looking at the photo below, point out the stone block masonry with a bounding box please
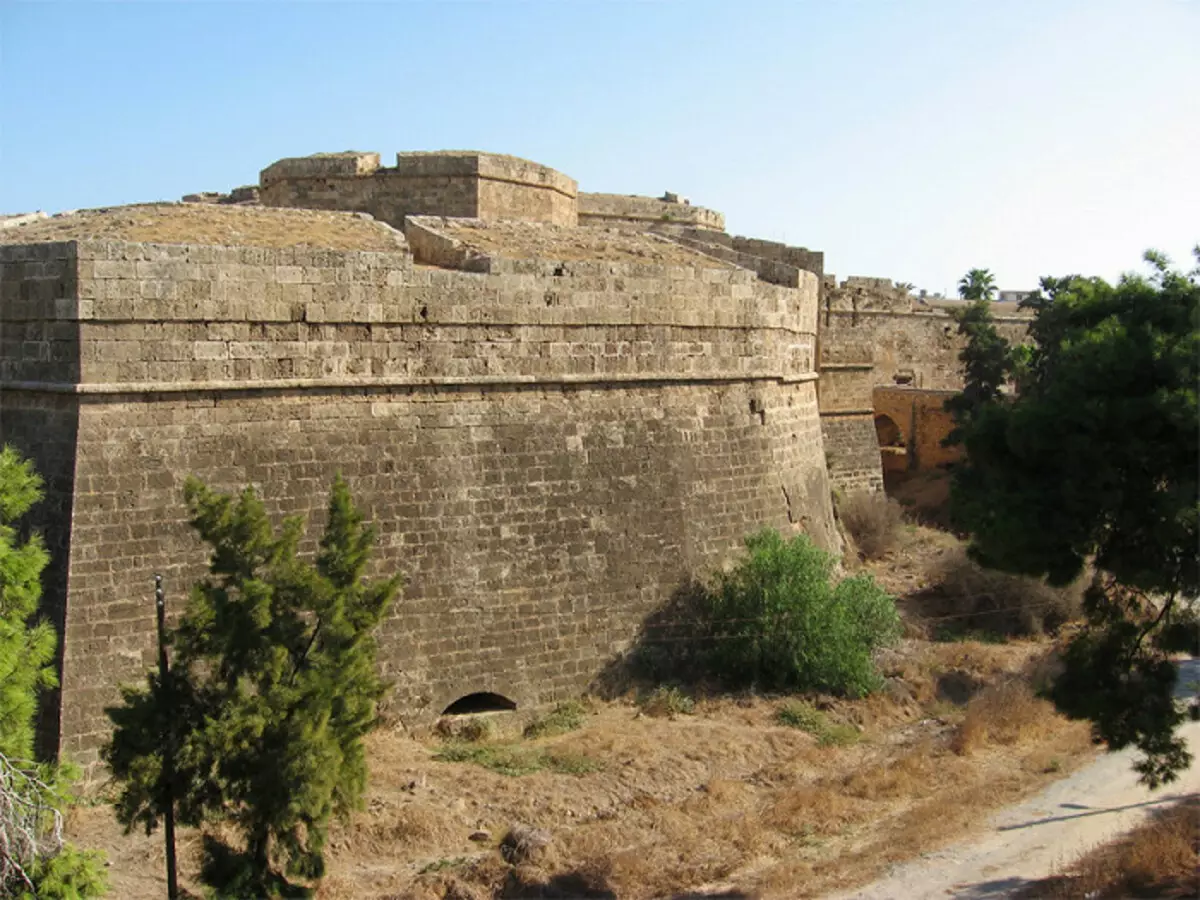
[0,235,836,767]
[873,386,963,474]
[578,192,725,232]
[259,151,579,229]
[815,276,1031,495]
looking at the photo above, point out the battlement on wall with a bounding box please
[258,150,579,229]
[824,276,915,314]
[577,192,725,232]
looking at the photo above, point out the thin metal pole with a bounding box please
[154,574,179,900]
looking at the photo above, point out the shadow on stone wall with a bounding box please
[589,579,717,700]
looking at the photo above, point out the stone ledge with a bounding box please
[2,370,820,396]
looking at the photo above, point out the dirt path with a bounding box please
[829,661,1200,900]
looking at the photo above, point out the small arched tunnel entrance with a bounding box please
[441,692,518,716]
[874,413,908,474]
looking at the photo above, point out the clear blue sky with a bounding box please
[2,0,1196,293]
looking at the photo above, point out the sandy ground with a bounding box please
[829,660,1200,900]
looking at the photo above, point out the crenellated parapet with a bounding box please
[577,192,725,232]
[258,150,578,229]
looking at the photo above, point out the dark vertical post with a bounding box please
[154,574,179,900]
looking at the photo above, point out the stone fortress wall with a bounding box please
[1,147,1031,766]
[816,276,1031,494]
[1,157,837,765]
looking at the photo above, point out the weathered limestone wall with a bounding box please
[0,238,836,766]
[259,151,578,229]
[873,386,962,473]
[819,414,884,496]
[578,193,725,232]
[821,307,1030,391]
[816,277,1030,495]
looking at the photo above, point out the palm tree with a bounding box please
[957,268,996,301]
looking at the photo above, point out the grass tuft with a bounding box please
[775,701,861,747]
[432,741,602,777]
[524,701,588,739]
[637,686,695,719]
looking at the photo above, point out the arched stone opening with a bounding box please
[441,692,518,716]
[875,414,904,448]
[875,413,908,475]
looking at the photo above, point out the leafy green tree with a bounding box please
[0,446,108,898]
[105,475,401,897]
[948,250,1200,786]
[957,267,997,301]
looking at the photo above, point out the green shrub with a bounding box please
[775,701,861,746]
[523,701,587,739]
[704,529,901,697]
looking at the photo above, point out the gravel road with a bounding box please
[828,659,1200,900]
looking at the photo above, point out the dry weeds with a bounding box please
[438,218,736,266]
[67,528,1101,900]
[837,491,907,561]
[1021,797,1199,899]
[951,680,1062,755]
[910,546,1086,638]
[1,203,409,251]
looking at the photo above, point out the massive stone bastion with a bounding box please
[1,167,836,766]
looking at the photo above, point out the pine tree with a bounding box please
[105,474,401,897]
[948,250,1200,786]
[0,445,108,898]
[0,446,55,763]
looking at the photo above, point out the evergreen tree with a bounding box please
[0,446,108,898]
[0,446,55,763]
[105,475,402,897]
[948,250,1200,786]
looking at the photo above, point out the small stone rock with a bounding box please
[468,829,491,843]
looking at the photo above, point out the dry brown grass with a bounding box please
[68,631,1098,900]
[1022,797,1200,899]
[1,203,410,251]
[842,739,950,801]
[951,680,1061,755]
[439,218,737,267]
[912,547,1085,637]
[837,491,907,560]
[765,783,873,837]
